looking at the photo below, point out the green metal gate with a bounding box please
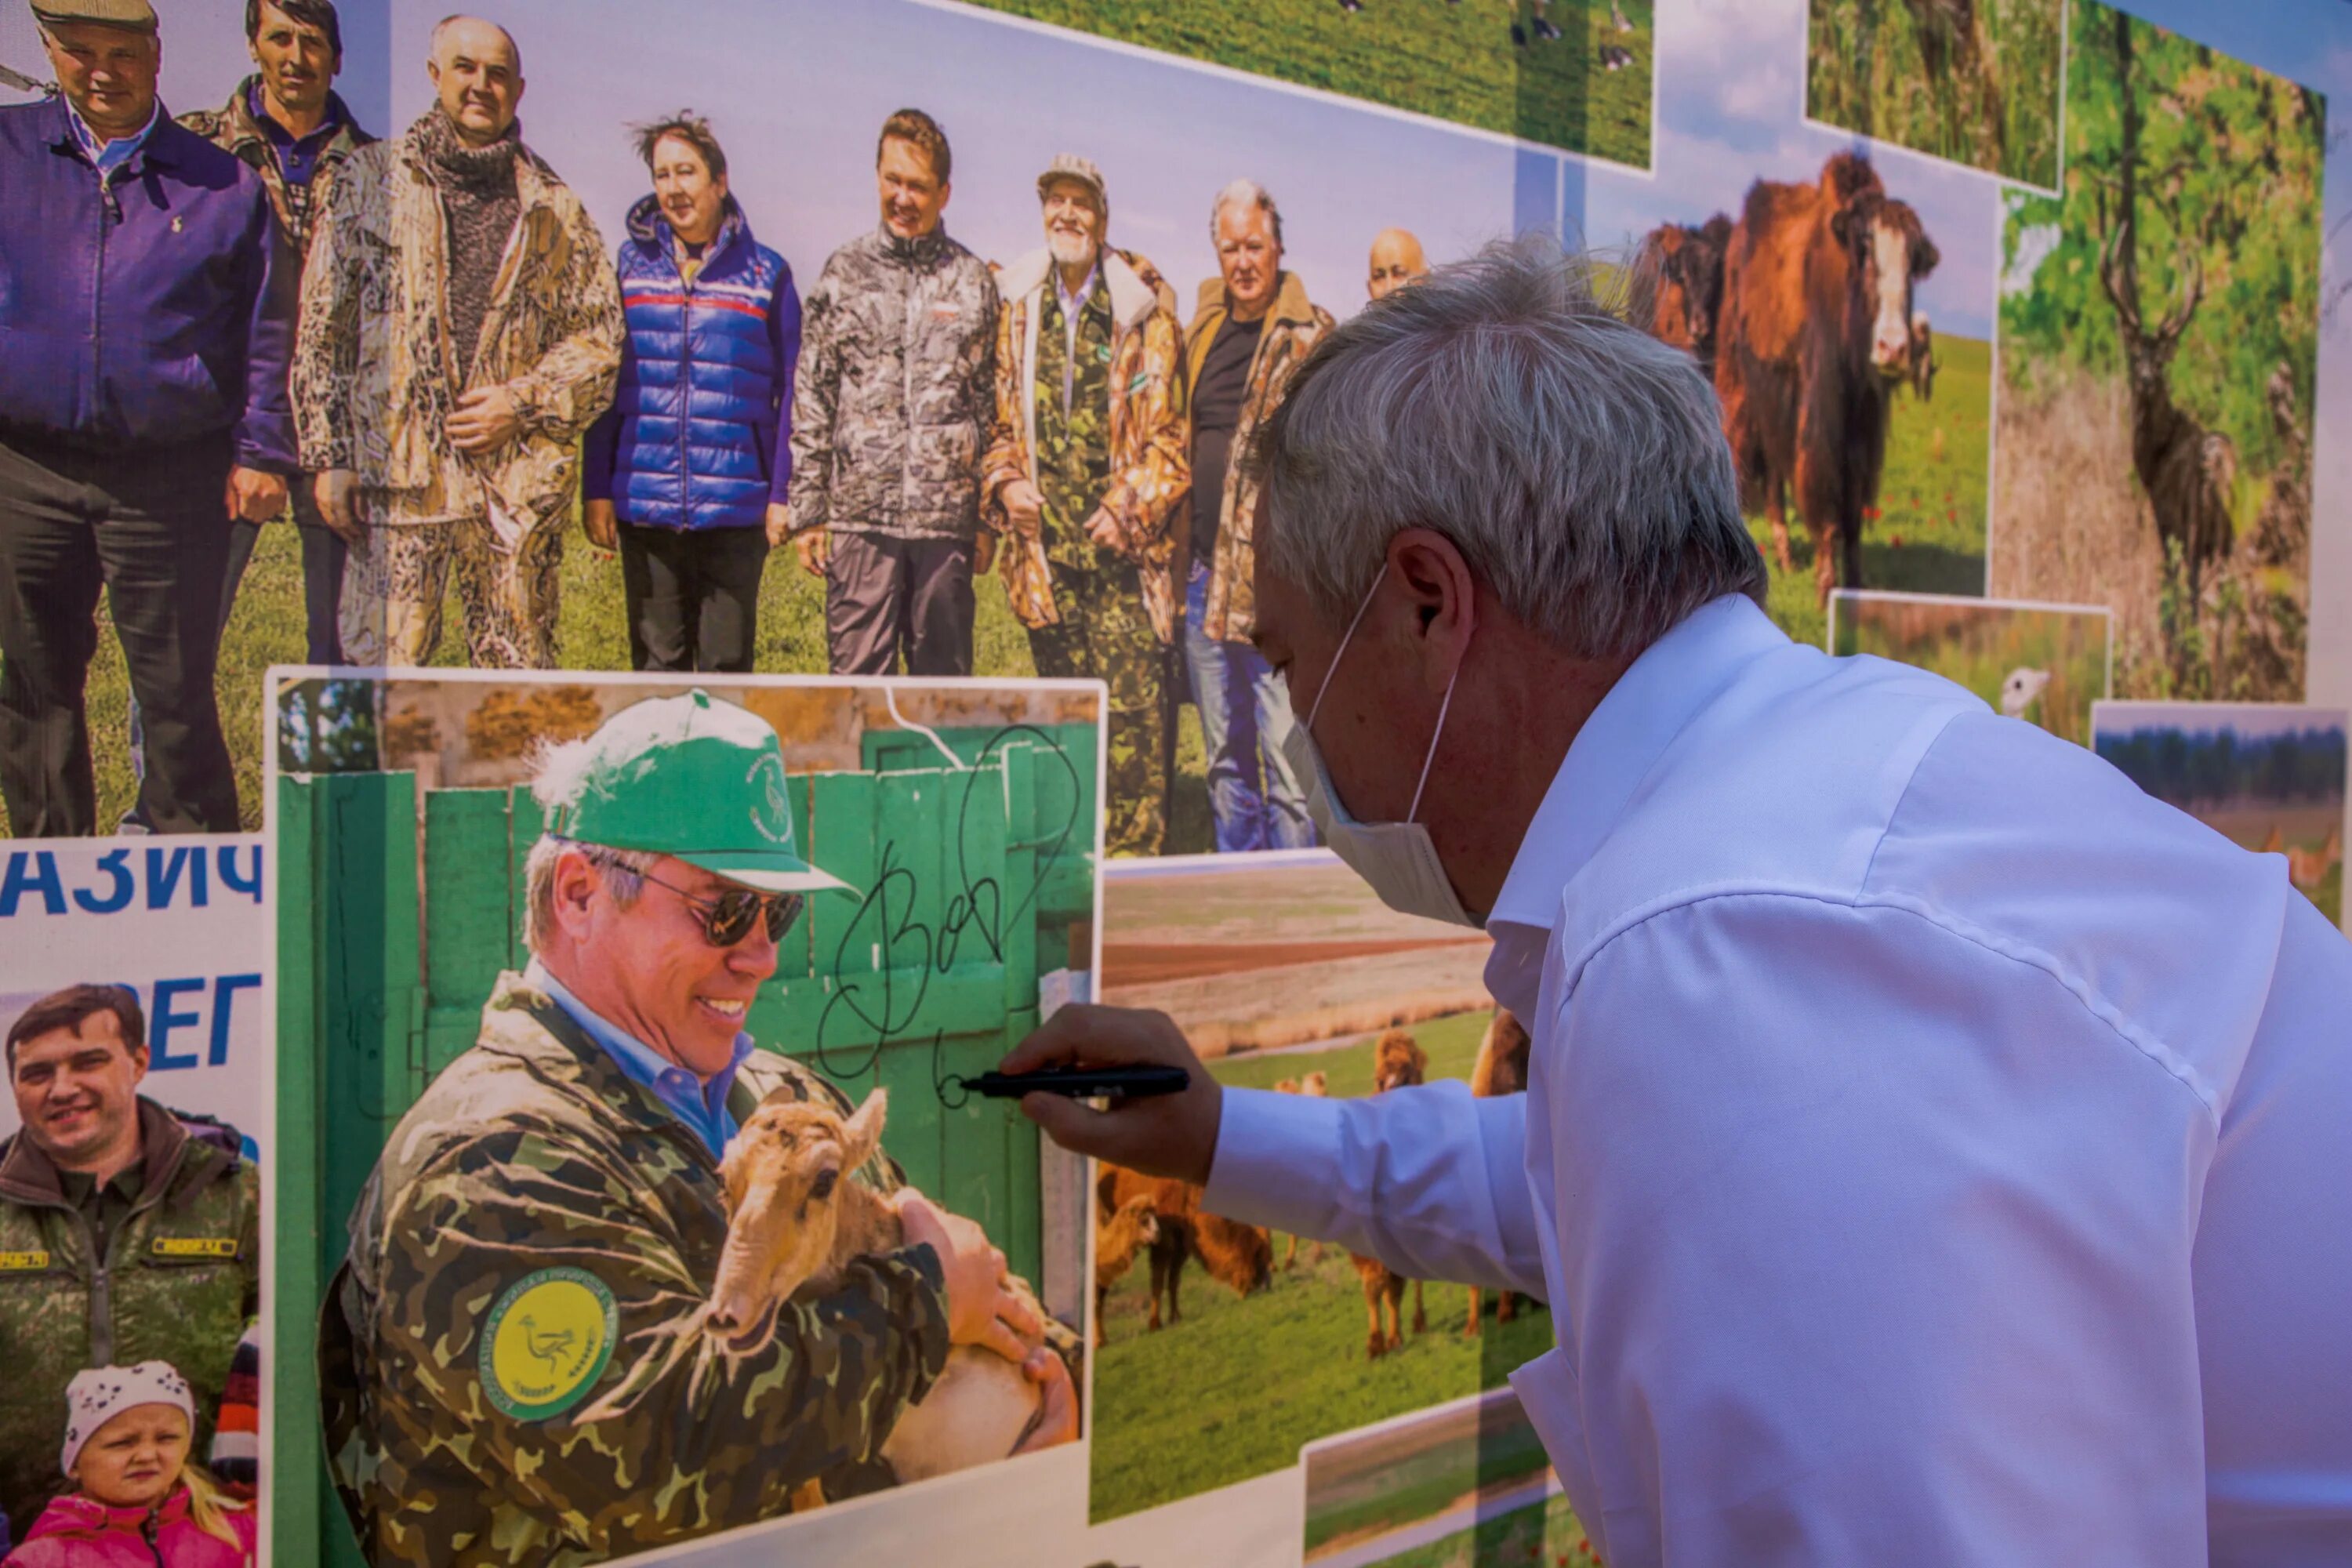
[274,743,1094,1565]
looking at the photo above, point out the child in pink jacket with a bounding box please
[2,1362,254,1568]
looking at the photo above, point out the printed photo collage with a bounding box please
[0,0,2340,1565]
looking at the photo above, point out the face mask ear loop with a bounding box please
[1306,564,1390,731]
[1406,655,1461,824]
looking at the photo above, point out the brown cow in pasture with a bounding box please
[1352,1029,1430,1358]
[1908,312,1937,403]
[1098,1165,1272,1333]
[1635,213,1733,378]
[1093,1194,1161,1346]
[1465,1008,1534,1336]
[1715,151,1940,604]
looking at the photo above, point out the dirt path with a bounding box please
[1103,937,1490,986]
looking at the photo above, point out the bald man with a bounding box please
[1367,228,1429,301]
[292,14,621,670]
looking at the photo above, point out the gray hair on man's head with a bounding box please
[521,734,652,952]
[1210,177,1283,249]
[1251,233,1763,662]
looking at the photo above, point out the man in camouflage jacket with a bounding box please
[786,110,996,677]
[292,17,621,670]
[320,689,1071,1566]
[982,155,1188,856]
[0,986,260,1541]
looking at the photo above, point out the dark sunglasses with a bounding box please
[637,867,804,948]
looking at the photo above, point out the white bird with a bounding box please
[1998,666,2052,721]
[1610,0,1635,31]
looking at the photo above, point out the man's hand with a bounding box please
[583,499,618,553]
[314,469,365,544]
[894,1190,1043,1365]
[999,1006,1223,1185]
[1081,507,1125,552]
[793,528,831,578]
[1012,1347,1078,1454]
[448,386,524,453]
[764,502,793,550]
[225,466,288,524]
[975,531,998,577]
[1000,478,1044,537]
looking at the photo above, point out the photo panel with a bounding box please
[1299,1390,1584,1568]
[1830,589,2111,744]
[1804,0,2067,191]
[1583,0,2003,651]
[2092,701,2348,928]
[1088,852,1539,1526]
[1991,0,2324,704]
[0,839,270,1555]
[950,0,1657,170]
[266,668,1102,1566]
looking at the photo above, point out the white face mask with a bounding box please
[1279,566,1481,929]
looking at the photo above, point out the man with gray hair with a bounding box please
[1010,237,2352,1563]
[1181,177,1332,852]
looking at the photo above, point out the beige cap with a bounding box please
[30,0,157,29]
[1036,153,1108,220]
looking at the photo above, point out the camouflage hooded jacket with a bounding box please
[982,246,1189,644]
[786,224,998,541]
[0,1102,261,1539]
[178,75,375,260]
[291,111,622,532]
[318,972,953,1567]
[1181,270,1334,643]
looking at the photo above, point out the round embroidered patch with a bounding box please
[479,1267,617,1421]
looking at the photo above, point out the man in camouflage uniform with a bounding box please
[786,108,997,677]
[292,16,622,670]
[321,689,1072,1566]
[0,985,260,1541]
[179,0,374,665]
[983,155,1189,857]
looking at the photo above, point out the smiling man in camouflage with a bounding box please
[320,690,1069,1566]
[786,108,998,677]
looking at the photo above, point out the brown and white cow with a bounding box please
[1715,152,1939,603]
[1352,1030,1430,1358]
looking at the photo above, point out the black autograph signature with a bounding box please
[811,725,1083,1098]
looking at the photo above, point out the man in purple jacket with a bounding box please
[0,0,296,837]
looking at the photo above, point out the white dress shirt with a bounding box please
[1206,593,2352,1566]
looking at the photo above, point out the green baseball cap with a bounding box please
[543,689,849,895]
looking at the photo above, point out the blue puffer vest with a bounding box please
[583,194,799,531]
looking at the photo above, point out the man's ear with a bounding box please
[127,1044,150,1087]
[1387,528,1477,691]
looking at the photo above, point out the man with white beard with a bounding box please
[982,154,1188,855]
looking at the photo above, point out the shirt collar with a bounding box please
[246,78,344,149]
[525,959,754,1118]
[66,96,162,170]
[1054,260,1100,316]
[1486,592,1789,935]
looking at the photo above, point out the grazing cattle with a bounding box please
[1635,215,1733,379]
[1465,1009,1533,1336]
[1094,1194,1162,1346]
[1715,151,1940,603]
[1272,1073,1330,1269]
[1909,311,1937,402]
[1098,1166,1272,1331]
[1352,1030,1430,1358]
[699,1089,1047,1505]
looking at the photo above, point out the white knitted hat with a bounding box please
[60,1361,194,1478]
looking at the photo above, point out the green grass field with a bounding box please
[1091,1009,1556,1523]
[1837,592,2108,744]
[1755,334,1991,651]
[971,0,1653,167]
[1305,1413,1552,1554]
[1364,1491,1596,1568]
[36,526,1227,850]
[1807,0,2064,188]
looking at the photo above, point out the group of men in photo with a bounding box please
[0,0,1433,855]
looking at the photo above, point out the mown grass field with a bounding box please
[1367,1491,1595,1568]
[1755,333,1991,651]
[1305,1406,1552,1555]
[42,526,1226,850]
[971,0,1653,167]
[1806,0,2064,187]
[1091,1008,1556,1523]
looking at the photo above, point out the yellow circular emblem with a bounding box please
[480,1267,616,1421]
